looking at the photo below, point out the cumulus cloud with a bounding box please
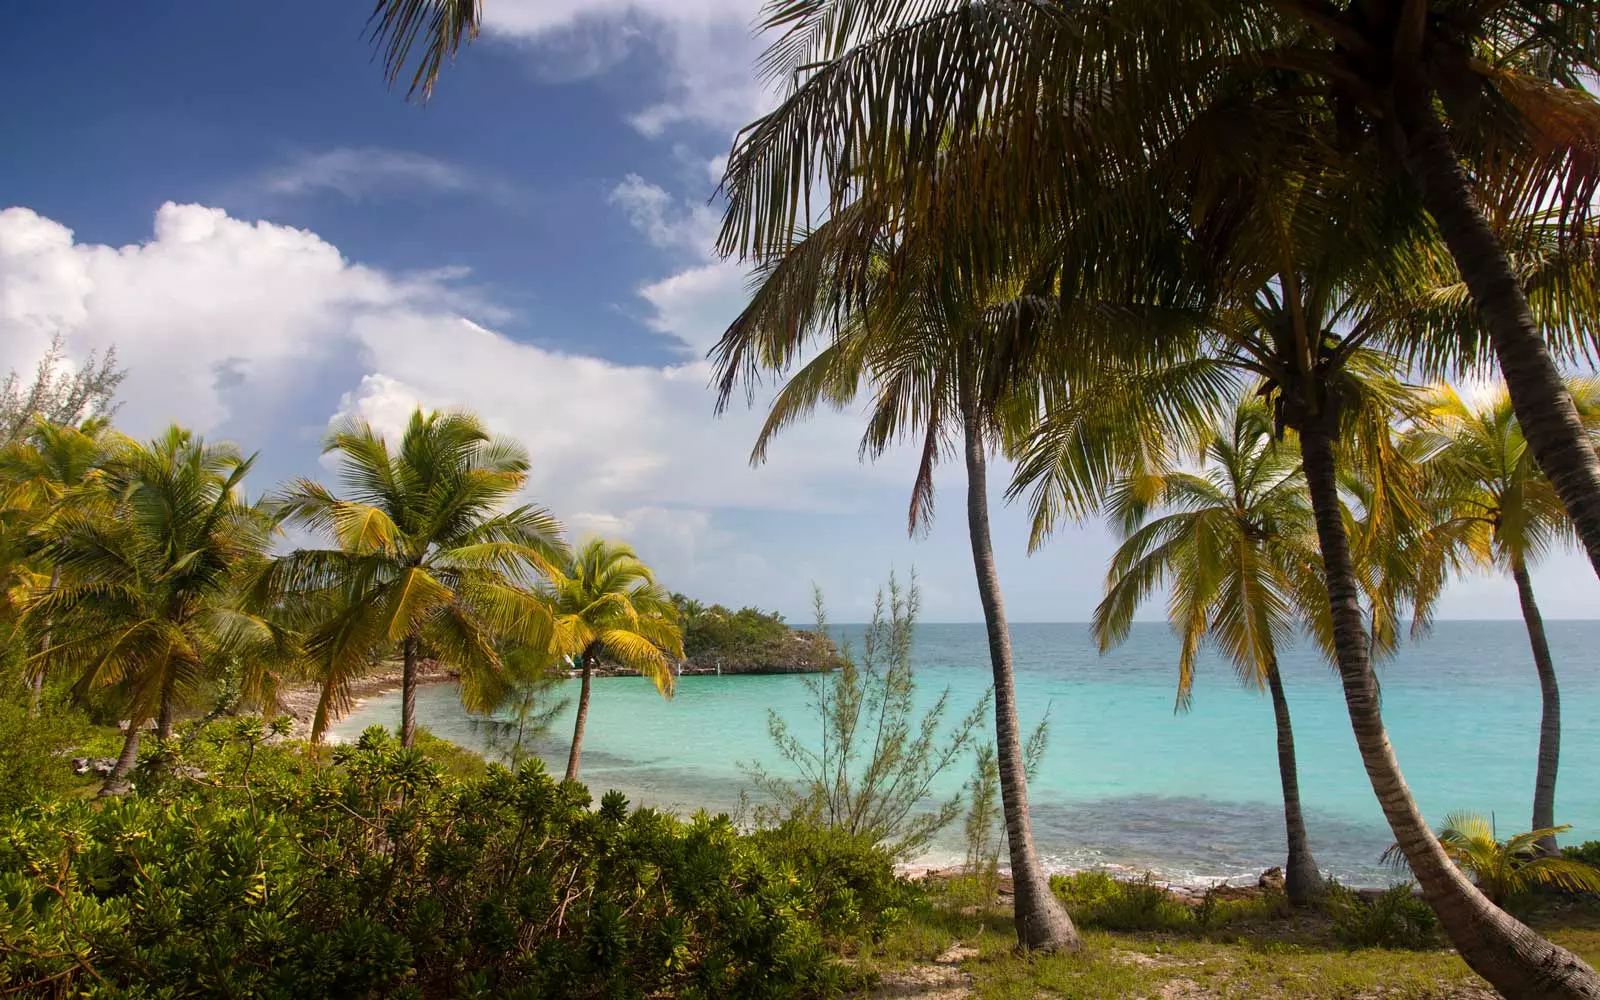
[0,202,904,601]
[477,0,770,136]
[6,201,1597,621]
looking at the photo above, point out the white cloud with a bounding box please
[477,0,769,136]
[608,174,720,254]
[0,203,901,590]
[252,147,522,206]
[7,201,1597,622]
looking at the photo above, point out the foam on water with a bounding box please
[332,621,1600,886]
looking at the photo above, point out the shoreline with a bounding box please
[318,681,1390,894]
[276,663,459,737]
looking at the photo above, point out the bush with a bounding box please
[1325,882,1441,950]
[1563,841,1600,868]
[0,724,898,998]
[748,819,917,943]
[0,700,95,811]
[1051,870,1194,932]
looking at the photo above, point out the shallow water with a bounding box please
[332,621,1600,886]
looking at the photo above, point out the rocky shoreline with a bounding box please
[907,865,1395,904]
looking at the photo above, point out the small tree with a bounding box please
[472,644,569,767]
[0,335,124,447]
[745,572,988,861]
[963,716,1049,904]
[1384,813,1600,907]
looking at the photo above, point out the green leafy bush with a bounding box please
[0,724,897,998]
[0,700,95,811]
[1325,882,1441,950]
[1563,841,1600,868]
[1051,871,1194,932]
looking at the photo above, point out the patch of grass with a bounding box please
[412,726,488,779]
[862,879,1600,998]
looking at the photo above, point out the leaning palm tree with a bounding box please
[1409,381,1600,854]
[0,417,117,711]
[1384,813,1600,908]
[1095,398,1331,905]
[713,234,1081,951]
[21,425,274,795]
[264,409,565,748]
[548,538,683,782]
[1010,159,1600,988]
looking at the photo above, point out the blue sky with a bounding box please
[3,1,1596,623]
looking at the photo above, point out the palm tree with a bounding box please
[548,538,682,782]
[1410,381,1600,855]
[264,409,565,748]
[706,0,1600,591]
[22,426,273,795]
[0,417,116,712]
[712,235,1081,950]
[1384,813,1600,908]
[1009,166,1600,987]
[1094,398,1331,905]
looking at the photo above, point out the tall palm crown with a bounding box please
[714,229,1081,950]
[551,538,683,782]
[1413,383,1600,577]
[0,418,118,706]
[23,426,274,793]
[268,409,565,747]
[1409,380,1600,855]
[1095,400,1321,709]
[1094,397,1332,905]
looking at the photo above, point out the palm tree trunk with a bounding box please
[564,654,593,783]
[400,635,419,748]
[156,672,176,741]
[961,405,1079,952]
[1265,659,1321,905]
[1395,87,1600,587]
[1300,418,1600,998]
[1512,556,1561,855]
[100,725,142,797]
[28,565,61,717]
[310,677,336,746]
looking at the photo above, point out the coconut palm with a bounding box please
[707,0,1600,593]
[264,408,565,748]
[1410,381,1600,855]
[713,232,1081,950]
[1009,159,1600,987]
[1384,813,1600,908]
[21,425,274,795]
[1095,398,1333,905]
[0,417,117,711]
[549,538,683,782]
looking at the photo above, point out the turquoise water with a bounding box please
[332,621,1600,886]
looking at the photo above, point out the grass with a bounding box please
[853,878,1600,999]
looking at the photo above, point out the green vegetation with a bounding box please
[673,594,844,674]
[1384,813,1600,907]
[6,1,1600,996]
[745,574,988,861]
[0,721,902,999]
[548,539,683,782]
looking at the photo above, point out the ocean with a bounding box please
[330,620,1600,887]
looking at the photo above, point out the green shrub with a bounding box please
[0,700,95,811]
[1325,882,1441,950]
[1563,841,1600,868]
[748,819,917,942]
[1051,870,1194,932]
[0,724,894,998]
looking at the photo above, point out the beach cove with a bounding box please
[331,620,1600,888]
